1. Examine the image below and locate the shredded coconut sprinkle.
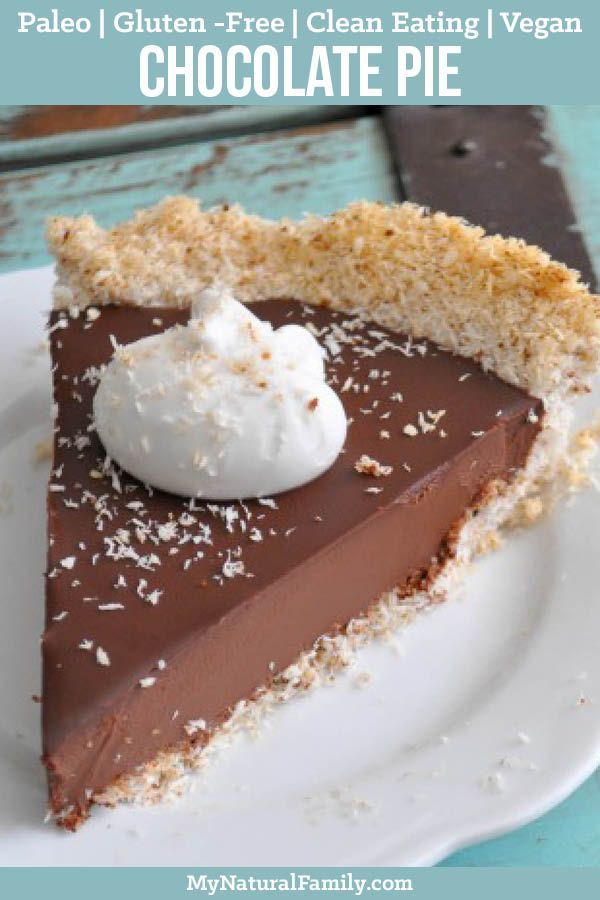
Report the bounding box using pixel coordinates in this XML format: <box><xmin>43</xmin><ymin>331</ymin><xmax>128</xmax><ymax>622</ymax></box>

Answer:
<box><xmin>96</xmin><ymin>647</ymin><xmax>111</xmax><ymax>667</ymax></box>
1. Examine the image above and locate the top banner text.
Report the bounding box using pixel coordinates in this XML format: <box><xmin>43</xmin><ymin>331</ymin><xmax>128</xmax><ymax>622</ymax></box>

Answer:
<box><xmin>2</xmin><ymin>1</ymin><xmax>598</xmax><ymax>104</ymax></box>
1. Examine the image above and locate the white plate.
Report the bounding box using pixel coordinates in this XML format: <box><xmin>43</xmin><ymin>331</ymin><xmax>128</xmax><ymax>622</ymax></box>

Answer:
<box><xmin>0</xmin><ymin>266</ymin><xmax>599</xmax><ymax>867</ymax></box>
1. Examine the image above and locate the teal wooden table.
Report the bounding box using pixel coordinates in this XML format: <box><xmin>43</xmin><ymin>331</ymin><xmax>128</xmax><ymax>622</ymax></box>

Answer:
<box><xmin>0</xmin><ymin>104</ymin><xmax>598</xmax><ymax>866</ymax></box>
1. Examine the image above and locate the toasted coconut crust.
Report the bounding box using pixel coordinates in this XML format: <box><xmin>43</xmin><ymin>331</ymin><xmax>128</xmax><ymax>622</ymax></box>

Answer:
<box><xmin>47</xmin><ymin>198</ymin><xmax>600</xmax><ymax>400</ymax></box>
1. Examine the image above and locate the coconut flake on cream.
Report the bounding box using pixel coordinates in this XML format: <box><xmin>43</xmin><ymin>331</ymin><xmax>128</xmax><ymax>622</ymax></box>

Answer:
<box><xmin>93</xmin><ymin>287</ymin><xmax>347</xmax><ymax>500</ymax></box>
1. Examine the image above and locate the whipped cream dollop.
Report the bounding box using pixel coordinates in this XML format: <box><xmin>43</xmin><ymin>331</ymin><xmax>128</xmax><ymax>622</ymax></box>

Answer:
<box><xmin>93</xmin><ymin>287</ymin><xmax>347</xmax><ymax>499</ymax></box>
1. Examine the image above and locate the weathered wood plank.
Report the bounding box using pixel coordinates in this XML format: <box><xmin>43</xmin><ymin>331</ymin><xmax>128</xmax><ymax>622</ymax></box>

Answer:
<box><xmin>0</xmin><ymin>106</ymin><xmax>366</xmax><ymax>168</ymax></box>
<box><xmin>0</xmin><ymin>106</ymin><xmax>222</xmax><ymax>140</ymax></box>
<box><xmin>0</xmin><ymin>116</ymin><xmax>397</xmax><ymax>272</ymax></box>
<box><xmin>383</xmin><ymin>105</ymin><xmax>596</xmax><ymax>288</ymax></box>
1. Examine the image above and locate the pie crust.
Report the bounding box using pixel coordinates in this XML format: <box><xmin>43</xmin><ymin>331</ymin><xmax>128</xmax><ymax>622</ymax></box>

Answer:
<box><xmin>44</xmin><ymin>198</ymin><xmax>600</xmax><ymax>823</ymax></box>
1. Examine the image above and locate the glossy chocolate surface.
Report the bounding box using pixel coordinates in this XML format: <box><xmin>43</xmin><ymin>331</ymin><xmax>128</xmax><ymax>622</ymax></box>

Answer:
<box><xmin>43</xmin><ymin>300</ymin><xmax>542</xmax><ymax>824</ymax></box>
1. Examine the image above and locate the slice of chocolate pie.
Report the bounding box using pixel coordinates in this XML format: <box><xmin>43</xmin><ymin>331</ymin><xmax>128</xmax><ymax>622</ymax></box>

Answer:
<box><xmin>43</xmin><ymin>199</ymin><xmax>600</xmax><ymax>829</ymax></box>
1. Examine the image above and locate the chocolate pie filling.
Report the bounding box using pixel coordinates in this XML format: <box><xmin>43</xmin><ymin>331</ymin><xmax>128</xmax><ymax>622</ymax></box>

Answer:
<box><xmin>43</xmin><ymin>300</ymin><xmax>542</xmax><ymax>827</ymax></box>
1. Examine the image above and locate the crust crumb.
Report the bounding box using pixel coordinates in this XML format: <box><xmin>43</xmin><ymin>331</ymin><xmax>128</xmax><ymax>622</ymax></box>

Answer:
<box><xmin>508</xmin><ymin>415</ymin><xmax>600</xmax><ymax>529</ymax></box>
<box><xmin>354</xmin><ymin>454</ymin><xmax>393</xmax><ymax>477</ymax></box>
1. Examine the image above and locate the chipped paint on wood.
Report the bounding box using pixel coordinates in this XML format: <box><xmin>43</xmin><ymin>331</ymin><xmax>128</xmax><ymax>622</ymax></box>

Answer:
<box><xmin>0</xmin><ymin>117</ymin><xmax>397</xmax><ymax>272</ymax></box>
<box><xmin>0</xmin><ymin>105</ymin><xmax>365</xmax><ymax>167</ymax></box>
<box><xmin>0</xmin><ymin>106</ymin><xmax>220</xmax><ymax>141</ymax></box>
